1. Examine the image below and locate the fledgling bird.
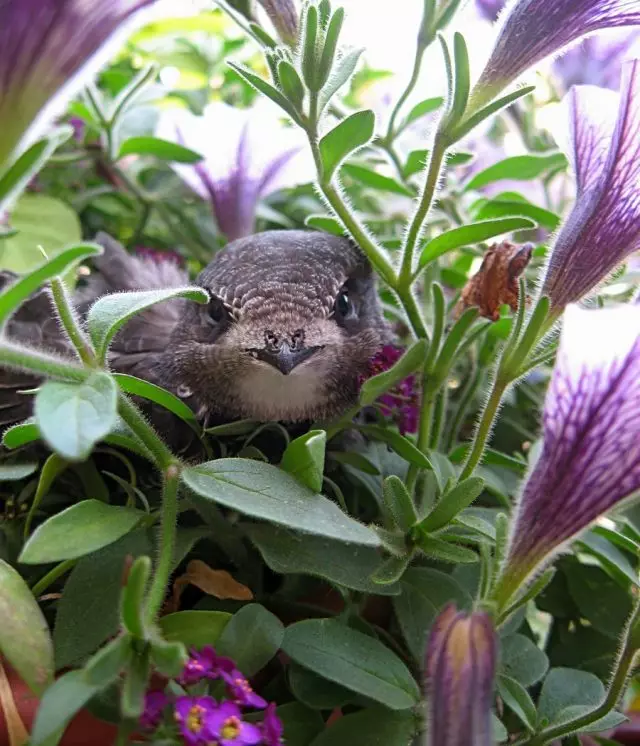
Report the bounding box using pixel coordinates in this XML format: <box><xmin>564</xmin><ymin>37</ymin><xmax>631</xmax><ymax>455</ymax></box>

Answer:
<box><xmin>0</xmin><ymin>231</ymin><xmax>388</xmax><ymax>447</ymax></box>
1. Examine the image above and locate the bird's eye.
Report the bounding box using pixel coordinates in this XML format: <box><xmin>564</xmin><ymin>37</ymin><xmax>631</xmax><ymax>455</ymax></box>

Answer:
<box><xmin>334</xmin><ymin>289</ymin><xmax>352</xmax><ymax>318</ymax></box>
<box><xmin>207</xmin><ymin>297</ymin><xmax>230</xmax><ymax>325</ymax></box>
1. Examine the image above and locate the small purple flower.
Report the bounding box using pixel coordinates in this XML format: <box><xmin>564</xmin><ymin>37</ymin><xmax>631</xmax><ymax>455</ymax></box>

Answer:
<box><xmin>361</xmin><ymin>345</ymin><xmax>420</xmax><ymax>435</ymax></box>
<box><xmin>139</xmin><ymin>690</ymin><xmax>169</xmax><ymax>731</ymax></box>
<box><xmin>496</xmin><ymin>304</ymin><xmax>640</xmax><ymax>603</ymax></box>
<box><xmin>261</xmin><ymin>703</ymin><xmax>284</xmax><ymax>746</ymax></box>
<box><xmin>425</xmin><ymin>604</ymin><xmax>497</xmax><ymax>746</ymax></box>
<box><xmin>206</xmin><ymin>701</ymin><xmax>263</xmax><ymax>746</ymax></box>
<box><xmin>157</xmin><ymin>101</ymin><xmax>313</xmax><ymax>242</ymax></box>
<box><xmin>470</xmin><ymin>0</ymin><xmax>640</xmax><ymax>111</ymax></box>
<box><xmin>540</xmin><ymin>59</ymin><xmax>640</xmax><ymax>309</ymax></box>
<box><xmin>179</xmin><ymin>646</ymin><xmax>235</xmax><ymax>686</ymax></box>
<box><xmin>0</xmin><ymin>0</ymin><xmax>158</xmax><ymax>167</ymax></box>
<box><xmin>222</xmin><ymin>669</ymin><xmax>268</xmax><ymax>709</ymax></box>
<box><xmin>475</xmin><ymin>0</ymin><xmax>504</xmax><ymax>22</ymax></box>
<box><xmin>174</xmin><ymin>696</ymin><xmax>217</xmax><ymax>745</ymax></box>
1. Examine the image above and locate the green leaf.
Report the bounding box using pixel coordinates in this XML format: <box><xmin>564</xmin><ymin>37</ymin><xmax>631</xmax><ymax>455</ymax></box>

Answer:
<box><xmin>34</xmin><ymin>373</ymin><xmax>118</xmax><ymax>461</ymax></box>
<box><xmin>182</xmin><ymin>458</ymin><xmax>380</xmax><ymax>546</ymax></box>
<box><xmin>53</xmin><ymin>530</ymin><xmax>152</xmax><ymax>668</ymax></box>
<box><xmin>113</xmin><ymin>373</ymin><xmax>200</xmax><ymax>433</ymax></box>
<box><xmin>0</xmin><ymin>462</ymin><xmax>37</xmax><ymax>480</ymax></box>
<box><xmin>83</xmin><ymin>635</ymin><xmax>133</xmax><ymax>687</ymax></box>
<box><xmin>282</xmin><ymin>619</ymin><xmax>420</xmax><ymax>710</ymax></box>
<box><xmin>463</xmin><ymin>153</ymin><xmax>567</xmax><ymax>193</ymax></box>
<box><xmin>452</xmin><ymin>86</ymin><xmax>536</xmax><ymax>141</ymax></box>
<box><xmin>228</xmin><ymin>62</ymin><xmax>302</xmax><ymax>124</ymax></box>
<box><xmin>0</xmin><ymin>559</ymin><xmax>53</xmax><ymax>694</ymax></box>
<box><xmin>302</xmin><ymin>4</ymin><xmax>319</xmax><ymax>89</ymax></box>
<box><xmin>289</xmin><ymin>662</ymin><xmax>354</xmax><ymax>710</ymax></box>
<box><xmin>500</xmin><ymin>634</ymin><xmax>549</xmax><ymax>687</ymax></box>
<box><xmin>537</xmin><ymin>667</ymin><xmax>606</xmax><ymax>729</ymax></box>
<box><xmin>420</xmin><ymin>477</ymin><xmax>484</xmax><ymax>532</ymax></box>
<box><xmin>419</xmin><ymin>217</ymin><xmax>535</xmax><ymax>267</ymax></box>
<box><xmin>576</xmin><ymin>530</ymin><xmax>639</xmax><ymax>588</ymax></box>
<box><xmin>414</xmin><ymin>533</ymin><xmax>478</xmax><ymax>563</ymax></box>
<box><xmin>0</xmin><ymin>194</ymin><xmax>82</xmax><ymax>285</ymax></box>
<box><xmin>277</xmin><ymin>60</ymin><xmax>305</xmax><ymax>110</ymax></box>
<box><xmin>328</xmin><ymin>450</ymin><xmax>380</xmax><ymax>475</ymax></box>
<box><xmin>474</xmin><ymin>196</ymin><xmax>560</xmax><ymax>231</ymax></box>
<box><xmin>319</xmin><ymin>48</ymin><xmax>364</xmax><ymax>112</ymax></box>
<box><xmin>121</xmin><ymin>647</ymin><xmax>150</xmax><ymax>718</ymax></box>
<box><xmin>120</xmin><ymin>555</ymin><xmax>151</xmax><ymax>638</ymax></box>
<box><xmin>304</xmin><ymin>214</ymin><xmax>344</xmax><ymax>236</ymax></box>
<box><xmin>29</xmin><ymin>670</ymin><xmax>101</xmax><ymax>746</ymax></box>
<box><xmin>246</xmin><ymin>523</ymin><xmax>401</xmax><ymax>595</ymax></box>
<box><xmin>149</xmin><ymin>637</ymin><xmax>188</xmax><ymax>678</ymax></box>
<box><xmin>280</xmin><ymin>429</ymin><xmax>326</xmax><ymax>493</ymax></box>
<box><xmin>0</xmin><ymin>243</ymin><xmax>101</xmax><ymax>326</ymax></box>
<box><xmin>359</xmin><ymin>340</ymin><xmax>427</xmax><ymax>406</ymax></box>
<box><xmin>319</xmin><ymin>110</ymin><xmax>375</xmax><ymax>181</ymax></box>
<box><xmin>118</xmin><ymin>136</ymin><xmax>203</xmax><ymax>163</ymax></box>
<box><xmin>159</xmin><ymin>610</ymin><xmax>232</xmax><ymax>649</ymax></box>
<box><xmin>399</xmin><ymin>97</ymin><xmax>444</xmax><ymax>133</ymax></box>
<box><xmin>382</xmin><ymin>475</ymin><xmax>418</xmax><ymax>532</ymax></box>
<box><xmin>318</xmin><ymin>7</ymin><xmax>345</xmax><ymax>90</ymax></box>
<box><xmin>20</xmin><ymin>501</ymin><xmax>144</xmax><ymax>564</ymax></box>
<box><xmin>276</xmin><ymin>702</ymin><xmax>324</xmax><ymax>746</ymax></box>
<box><xmin>87</xmin><ymin>286</ymin><xmax>208</xmax><ymax>362</ymax></box>
<box><xmin>3</xmin><ymin>419</ymin><xmax>41</xmax><ymax>449</ymax></box>
<box><xmin>497</xmin><ymin>674</ymin><xmax>536</xmax><ymax>732</ymax></box>
<box><xmin>449</xmin><ymin>32</ymin><xmax>470</xmax><ymax>124</ymax></box>
<box><xmin>216</xmin><ymin>603</ymin><xmax>284</xmax><ymax>676</ymax></box>
<box><xmin>342</xmin><ymin>163</ymin><xmax>413</xmax><ymax>196</ymax></box>
<box><xmin>393</xmin><ymin>567</ymin><xmax>472</xmax><ymax>660</ymax></box>
<box><xmin>308</xmin><ymin>707</ymin><xmax>417</xmax><ymax>745</ymax></box>
<box><xmin>370</xmin><ymin>554</ymin><xmax>412</xmax><ymax>585</ymax></box>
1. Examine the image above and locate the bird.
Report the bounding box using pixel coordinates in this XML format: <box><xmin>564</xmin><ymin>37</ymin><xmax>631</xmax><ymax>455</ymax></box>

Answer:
<box><xmin>0</xmin><ymin>230</ymin><xmax>388</xmax><ymax>450</ymax></box>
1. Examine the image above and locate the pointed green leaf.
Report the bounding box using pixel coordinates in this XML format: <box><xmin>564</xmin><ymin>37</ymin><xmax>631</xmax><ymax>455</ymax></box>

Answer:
<box><xmin>228</xmin><ymin>62</ymin><xmax>302</xmax><ymax>124</ymax></box>
<box><xmin>359</xmin><ymin>339</ymin><xmax>427</xmax><ymax>405</ymax></box>
<box><xmin>319</xmin><ymin>48</ymin><xmax>364</xmax><ymax>112</ymax></box>
<box><xmin>159</xmin><ymin>611</ymin><xmax>232</xmax><ymax>649</ymax></box>
<box><xmin>317</xmin><ymin>7</ymin><xmax>345</xmax><ymax>89</ymax></box>
<box><xmin>319</xmin><ymin>110</ymin><xmax>375</xmax><ymax>181</ymax></box>
<box><xmin>463</xmin><ymin>153</ymin><xmax>567</xmax><ymax>193</ymax></box>
<box><xmin>118</xmin><ymin>136</ymin><xmax>203</xmax><ymax>163</ymax></box>
<box><xmin>281</xmin><ymin>429</ymin><xmax>326</xmax><ymax>493</ymax></box>
<box><xmin>277</xmin><ymin>60</ymin><xmax>305</xmax><ymax>110</ymax></box>
<box><xmin>382</xmin><ymin>475</ymin><xmax>418</xmax><ymax>532</ymax></box>
<box><xmin>498</xmin><ymin>674</ymin><xmax>537</xmax><ymax>732</ymax></box>
<box><xmin>216</xmin><ymin>603</ymin><xmax>284</xmax><ymax>676</ymax></box>
<box><xmin>342</xmin><ymin>162</ymin><xmax>413</xmax><ymax>196</ymax></box>
<box><xmin>420</xmin><ymin>477</ymin><xmax>485</xmax><ymax>532</ymax></box>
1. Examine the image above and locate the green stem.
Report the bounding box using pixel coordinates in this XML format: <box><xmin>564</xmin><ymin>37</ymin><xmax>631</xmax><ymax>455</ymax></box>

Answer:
<box><xmin>144</xmin><ymin>465</ymin><xmax>181</xmax><ymax>624</ymax></box>
<box><xmin>0</xmin><ymin>340</ymin><xmax>88</xmax><ymax>382</ymax></box>
<box><xmin>458</xmin><ymin>375</ymin><xmax>508</xmax><ymax>481</ymax></box>
<box><xmin>516</xmin><ymin>608</ymin><xmax>640</xmax><ymax>745</ymax></box>
<box><xmin>31</xmin><ymin>559</ymin><xmax>77</xmax><ymax>597</ymax></box>
<box><xmin>117</xmin><ymin>393</ymin><xmax>175</xmax><ymax>470</ymax></box>
<box><xmin>50</xmin><ymin>278</ymin><xmax>96</xmax><ymax>366</ymax></box>
<box><xmin>444</xmin><ymin>362</ymin><xmax>481</xmax><ymax>451</ymax></box>
<box><xmin>406</xmin><ymin>382</ymin><xmax>438</xmax><ymax>494</ymax></box>
<box><xmin>399</xmin><ymin>132</ymin><xmax>448</xmax><ymax>287</ymax></box>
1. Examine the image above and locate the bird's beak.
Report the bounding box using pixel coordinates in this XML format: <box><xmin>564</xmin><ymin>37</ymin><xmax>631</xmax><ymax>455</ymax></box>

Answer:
<box><xmin>253</xmin><ymin>342</ymin><xmax>321</xmax><ymax>375</ymax></box>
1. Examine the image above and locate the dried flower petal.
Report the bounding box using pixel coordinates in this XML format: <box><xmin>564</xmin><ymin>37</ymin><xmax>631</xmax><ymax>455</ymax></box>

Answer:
<box><xmin>470</xmin><ymin>0</ymin><xmax>640</xmax><ymax>110</ymax></box>
<box><xmin>455</xmin><ymin>240</ymin><xmax>532</xmax><ymax>321</ymax></box>
<box><xmin>541</xmin><ymin>60</ymin><xmax>640</xmax><ymax>308</ymax></box>
<box><xmin>425</xmin><ymin>605</ymin><xmax>497</xmax><ymax>746</ymax></box>
<box><xmin>499</xmin><ymin>304</ymin><xmax>640</xmax><ymax>596</ymax></box>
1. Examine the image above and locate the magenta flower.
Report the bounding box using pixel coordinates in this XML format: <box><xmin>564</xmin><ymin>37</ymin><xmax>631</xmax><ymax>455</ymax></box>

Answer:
<box><xmin>470</xmin><ymin>0</ymin><xmax>640</xmax><ymax>111</ymax></box>
<box><xmin>174</xmin><ymin>696</ymin><xmax>218</xmax><ymax>745</ymax></box>
<box><xmin>361</xmin><ymin>345</ymin><xmax>420</xmax><ymax>435</ymax></box>
<box><xmin>157</xmin><ymin>101</ymin><xmax>313</xmax><ymax>242</ymax></box>
<box><xmin>261</xmin><ymin>703</ymin><xmax>284</xmax><ymax>746</ymax></box>
<box><xmin>496</xmin><ymin>304</ymin><xmax>640</xmax><ymax>605</ymax></box>
<box><xmin>206</xmin><ymin>702</ymin><xmax>263</xmax><ymax>746</ymax></box>
<box><xmin>0</xmin><ymin>0</ymin><xmax>158</xmax><ymax>167</ymax></box>
<box><xmin>222</xmin><ymin>669</ymin><xmax>268</xmax><ymax>709</ymax></box>
<box><xmin>140</xmin><ymin>691</ymin><xmax>169</xmax><ymax>731</ymax></box>
<box><xmin>425</xmin><ymin>604</ymin><xmax>498</xmax><ymax>746</ymax></box>
<box><xmin>179</xmin><ymin>646</ymin><xmax>235</xmax><ymax>686</ymax></box>
<box><xmin>540</xmin><ymin>59</ymin><xmax>640</xmax><ymax>309</ymax></box>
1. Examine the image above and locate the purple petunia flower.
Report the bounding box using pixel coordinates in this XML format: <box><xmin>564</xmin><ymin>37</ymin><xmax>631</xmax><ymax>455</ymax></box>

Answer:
<box><xmin>174</xmin><ymin>696</ymin><xmax>218</xmax><ymax>745</ymax></box>
<box><xmin>361</xmin><ymin>345</ymin><xmax>420</xmax><ymax>435</ymax></box>
<box><xmin>222</xmin><ymin>668</ymin><xmax>268</xmax><ymax>709</ymax></box>
<box><xmin>256</xmin><ymin>0</ymin><xmax>298</xmax><ymax>44</ymax></box>
<box><xmin>496</xmin><ymin>304</ymin><xmax>640</xmax><ymax>604</ymax></box>
<box><xmin>179</xmin><ymin>646</ymin><xmax>235</xmax><ymax>687</ymax></box>
<box><xmin>0</xmin><ymin>0</ymin><xmax>158</xmax><ymax>167</ymax></box>
<box><xmin>206</xmin><ymin>701</ymin><xmax>263</xmax><ymax>746</ymax></box>
<box><xmin>469</xmin><ymin>0</ymin><xmax>640</xmax><ymax>112</ymax></box>
<box><xmin>425</xmin><ymin>604</ymin><xmax>497</xmax><ymax>746</ymax></box>
<box><xmin>140</xmin><ymin>690</ymin><xmax>169</xmax><ymax>731</ymax></box>
<box><xmin>540</xmin><ymin>59</ymin><xmax>640</xmax><ymax>310</ymax></box>
<box><xmin>157</xmin><ymin>101</ymin><xmax>314</xmax><ymax>242</ymax></box>
<box><xmin>261</xmin><ymin>703</ymin><xmax>284</xmax><ymax>746</ymax></box>
<box><xmin>475</xmin><ymin>0</ymin><xmax>505</xmax><ymax>22</ymax></box>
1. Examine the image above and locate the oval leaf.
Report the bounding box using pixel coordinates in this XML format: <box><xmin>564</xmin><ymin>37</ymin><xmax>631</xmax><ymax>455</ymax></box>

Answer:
<box><xmin>282</xmin><ymin>619</ymin><xmax>420</xmax><ymax>710</ymax></box>
<box><xmin>20</xmin><ymin>501</ymin><xmax>144</xmax><ymax>564</ymax></box>
<box><xmin>216</xmin><ymin>603</ymin><xmax>284</xmax><ymax>677</ymax></box>
<box><xmin>118</xmin><ymin>136</ymin><xmax>203</xmax><ymax>163</ymax></box>
<box><xmin>159</xmin><ymin>610</ymin><xmax>232</xmax><ymax>649</ymax></box>
<box><xmin>319</xmin><ymin>110</ymin><xmax>375</xmax><ymax>181</ymax></box>
<box><xmin>87</xmin><ymin>286</ymin><xmax>208</xmax><ymax>362</ymax></box>
<box><xmin>309</xmin><ymin>707</ymin><xmax>416</xmax><ymax>746</ymax></box>
<box><xmin>34</xmin><ymin>372</ymin><xmax>118</xmax><ymax>461</ymax></box>
<box><xmin>463</xmin><ymin>152</ymin><xmax>567</xmax><ymax>193</ymax></box>
<box><xmin>280</xmin><ymin>430</ymin><xmax>326</xmax><ymax>493</ymax></box>
<box><xmin>182</xmin><ymin>459</ymin><xmax>380</xmax><ymax>546</ymax></box>
<box><xmin>0</xmin><ymin>559</ymin><xmax>53</xmax><ymax>694</ymax></box>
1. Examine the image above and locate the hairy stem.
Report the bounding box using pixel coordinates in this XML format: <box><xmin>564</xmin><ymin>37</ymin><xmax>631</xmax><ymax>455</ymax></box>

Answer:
<box><xmin>117</xmin><ymin>393</ymin><xmax>176</xmax><ymax>471</ymax></box>
<box><xmin>0</xmin><ymin>340</ymin><xmax>88</xmax><ymax>382</ymax></box>
<box><xmin>50</xmin><ymin>278</ymin><xmax>96</xmax><ymax>366</ymax></box>
<box><xmin>406</xmin><ymin>382</ymin><xmax>438</xmax><ymax>494</ymax></box>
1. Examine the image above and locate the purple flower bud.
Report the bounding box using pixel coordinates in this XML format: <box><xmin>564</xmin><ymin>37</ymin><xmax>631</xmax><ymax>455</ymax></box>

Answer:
<box><xmin>541</xmin><ymin>59</ymin><xmax>640</xmax><ymax>309</ymax></box>
<box><xmin>470</xmin><ymin>0</ymin><xmax>640</xmax><ymax>111</ymax></box>
<box><xmin>425</xmin><ymin>604</ymin><xmax>498</xmax><ymax>746</ymax></box>
<box><xmin>498</xmin><ymin>304</ymin><xmax>640</xmax><ymax>599</ymax></box>
<box><xmin>256</xmin><ymin>0</ymin><xmax>298</xmax><ymax>44</ymax></box>
<box><xmin>0</xmin><ymin>0</ymin><xmax>158</xmax><ymax>166</ymax></box>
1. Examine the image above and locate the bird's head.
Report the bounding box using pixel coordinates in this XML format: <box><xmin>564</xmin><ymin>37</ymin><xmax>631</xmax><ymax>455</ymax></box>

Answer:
<box><xmin>162</xmin><ymin>230</ymin><xmax>388</xmax><ymax>423</ymax></box>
